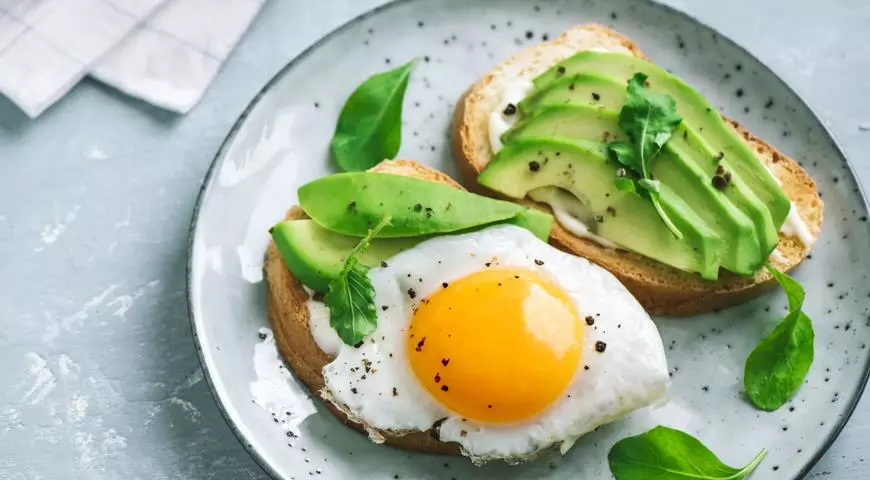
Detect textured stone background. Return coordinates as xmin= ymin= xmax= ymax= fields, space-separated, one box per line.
xmin=0 ymin=0 xmax=867 ymax=478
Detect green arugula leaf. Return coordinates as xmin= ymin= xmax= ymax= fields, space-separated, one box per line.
xmin=744 ymin=264 xmax=814 ymax=411
xmin=608 ymin=426 xmax=767 ymax=480
xmin=607 ymin=72 xmax=684 ymax=239
xmin=323 ymin=216 xmax=392 ymax=346
xmin=330 ymin=59 xmax=418 ymax=171
xmin=614 ymin=177 xmax=637 ymax=193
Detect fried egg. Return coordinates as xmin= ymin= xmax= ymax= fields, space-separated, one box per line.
xmin=306 ymin=225 xmax=669 ymax=463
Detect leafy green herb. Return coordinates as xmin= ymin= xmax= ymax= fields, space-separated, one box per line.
xmin=323 ymin=216 xmax=392 ymax=346
xmin=607 ymin=72 xmax=684 ymax=238
xmin=330 ymin=59 xmax=418 ymax=171
xmin=608 ymin=426 xmax=767 ymax=480
xmin=744 ymin=263 xmax=815 ymax=411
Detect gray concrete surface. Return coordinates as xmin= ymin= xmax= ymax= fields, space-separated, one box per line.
xmin=0 ymin=0 xmax=867 ymax=478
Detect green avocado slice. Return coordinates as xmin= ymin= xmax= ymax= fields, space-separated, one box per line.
xmin=272 ymin=211 xmax=552 ymax=292
xmin=272 ymin=220 xmax=421 ymax=292
xmin=516 ymin=73 xmax=781 ymax=258
xmin=479 ymin=138 xmax=721 ymax=280
xmin=530 ymin=52 xmax=790 ymax=229
xmin=505 ymin=105 xmax=764 ymax=275
xmin=298 ymin=172 xmax=553 ymax=239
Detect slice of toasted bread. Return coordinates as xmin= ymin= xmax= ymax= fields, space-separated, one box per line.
xmin=452 ymin=23 xmax=823 ymax=316
xmin=265 ymin=160 xmax=463 ymax=455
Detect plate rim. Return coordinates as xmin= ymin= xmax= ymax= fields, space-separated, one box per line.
xmin=185 ymin=1 xmax=870 ymax=478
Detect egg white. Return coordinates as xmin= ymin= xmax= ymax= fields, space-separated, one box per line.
xmin=307 ymin=225 xmax=669 ymax=463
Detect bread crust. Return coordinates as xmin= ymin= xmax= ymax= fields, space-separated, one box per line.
xmin=451 ymin=24 xmax=823 ymax=316
xmin=265 ymin=160 xmax=463 ymax=455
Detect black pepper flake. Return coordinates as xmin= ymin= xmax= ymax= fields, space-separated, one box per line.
xmin=594 ymin=214 xmax=604 ymax=223
xmin=413 ymin=203 xmax=422 ymax=212
xmin=488 ymin=404 xmax=493 ymax=408
xmin=724 ymin=171 xmax=732 ymax=183
xmin=525 ymin=30 xmax=533 ymax=39
xmin=442 ymin=282 xmax=449 ymax=288
xmin=441 ymin=385 xmax=449 ymax=392
xmin=485 ymin=262 xmax=492 ymax=267
xmin=765 ymin=97 xmax=775 ymax=109
xmin=716 ymin=164 xmax=725 ymax=175
xmin=584 ymin=365 xmax=590 ymax=371
xmin=434 ymin=373 xmax=441 ymax=383
xmin=606 ymin=206 xmax=616 ymax=217
xmin=380 ymin=261 xmax=388 ymax=268
xmin=503 ymin=103 xmax=517 ymax=116
xmin=441 ymin=358 xmax=450 ymax=366
xmin=712 ymin=175 xmax=728 ymax=190
xmin=258 ymin=331 xmax=267 ymax=340
xmin=354 ymin=341 xmax=364 ymax=348
xmin=568 ymin=83 xmax=575 ymax=91
xmin=736 ymin=88 xmax=744 ymax=98
xmin=585 ymin=316 xmax=595 ymax=326
xmin=392 ymin=387 xmax=398 ymax=396
xmin=534 ymin=259 xmax=544 ymax=266
xmin=556 ymin=65 xmax=566 ymax=75
xmin=407 ymin=288 xmax=416 ymax=299
xmin=702 ymin=386 xmax=710 ymax=392
xmin=347 ymin=201 xmax=357 ymax=211
xmin=351 ymin=388 xmax=358 ymax=394
xmin=716 ymin=151 xmax=725 ymax=161
xmin=595 ymin=341 xmax=607 ymax=353
xmin=381 ymin=305 xmax=388 ymax=311
xmin=528 ymin=160 xmax=541 ymax=172
xmin=591 ymin=92 xmax=601 ymax=101
xmin=415 ymin=337 xmax=426 ymax=352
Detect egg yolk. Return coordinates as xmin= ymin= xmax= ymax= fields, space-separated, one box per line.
xmin=406 ymin=268 xmax=582 ymax=424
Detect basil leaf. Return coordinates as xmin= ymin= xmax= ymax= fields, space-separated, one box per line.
xmin=744 ymin=264 xmax=814 ymax=411
xmin=607 ymin=72 xmax=683 ymax=239
xmin=608 ymin=426 xmax=767 ymax=480
xmin=323 ymin=216 xmax=392 ymax=346
xmin=330 ymin=59 xmax=418 ymax=171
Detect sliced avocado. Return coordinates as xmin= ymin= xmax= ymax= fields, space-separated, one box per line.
xmin=530 ymin=51 xmax=790 ymax=228
xmin=479 ymin=138 xmax=722 ymax=279
xmin=505 ymin=208 xmax=554 ymax=239
xmin=505 ymin=105 xmax=762 ymax=274
xmin=518 ymin=73 xmax=619 ymax=114
xmin=517 ymin=76 xmax=781 ymax=257
xmin=271 ymin=220 xmax=422 ymax=292
xmin=298 ymin=172 xmax=554 ymax=239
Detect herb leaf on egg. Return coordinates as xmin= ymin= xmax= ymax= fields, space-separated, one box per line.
xmin=607 ymin=72 xmax=684 ymax=239
xmin=608 ymin=425 xmax=767 ymax=480
xmin=330 ymin=59 xmax=418 ymax=171
xmin=324 ymin=216 xmax=392 ymax=346
xmin=744 ymin=263 xmax=815 ymax=411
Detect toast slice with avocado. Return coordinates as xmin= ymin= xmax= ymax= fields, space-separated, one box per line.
xmin=451 ymin=23 xmax=823 ymax=316
xmin=265 ymin=159 xmax=521 ymax=455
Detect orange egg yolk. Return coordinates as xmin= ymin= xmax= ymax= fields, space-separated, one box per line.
xmin=406 ymin=268 xmax=582 ymax=424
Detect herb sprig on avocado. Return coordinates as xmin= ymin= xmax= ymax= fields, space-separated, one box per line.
xmin=331 ymin=59 xmax=418 ymax=171
xmin=607 ymin=73 xmax=684 ymax=239
xmin=323 ymin=216 xmax=392 ymax=346
xmin=744 ymin=264 xmax=815 ymax=411
xmin=608 ymin=426 xmax=767 ymax=480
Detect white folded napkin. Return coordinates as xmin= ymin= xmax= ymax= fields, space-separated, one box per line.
xmin=0 ymin=0 xmax=264 ymax=118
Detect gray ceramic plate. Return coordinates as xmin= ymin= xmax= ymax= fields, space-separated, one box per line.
xmin=187 ymin=0 xmax=870 ymax=478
